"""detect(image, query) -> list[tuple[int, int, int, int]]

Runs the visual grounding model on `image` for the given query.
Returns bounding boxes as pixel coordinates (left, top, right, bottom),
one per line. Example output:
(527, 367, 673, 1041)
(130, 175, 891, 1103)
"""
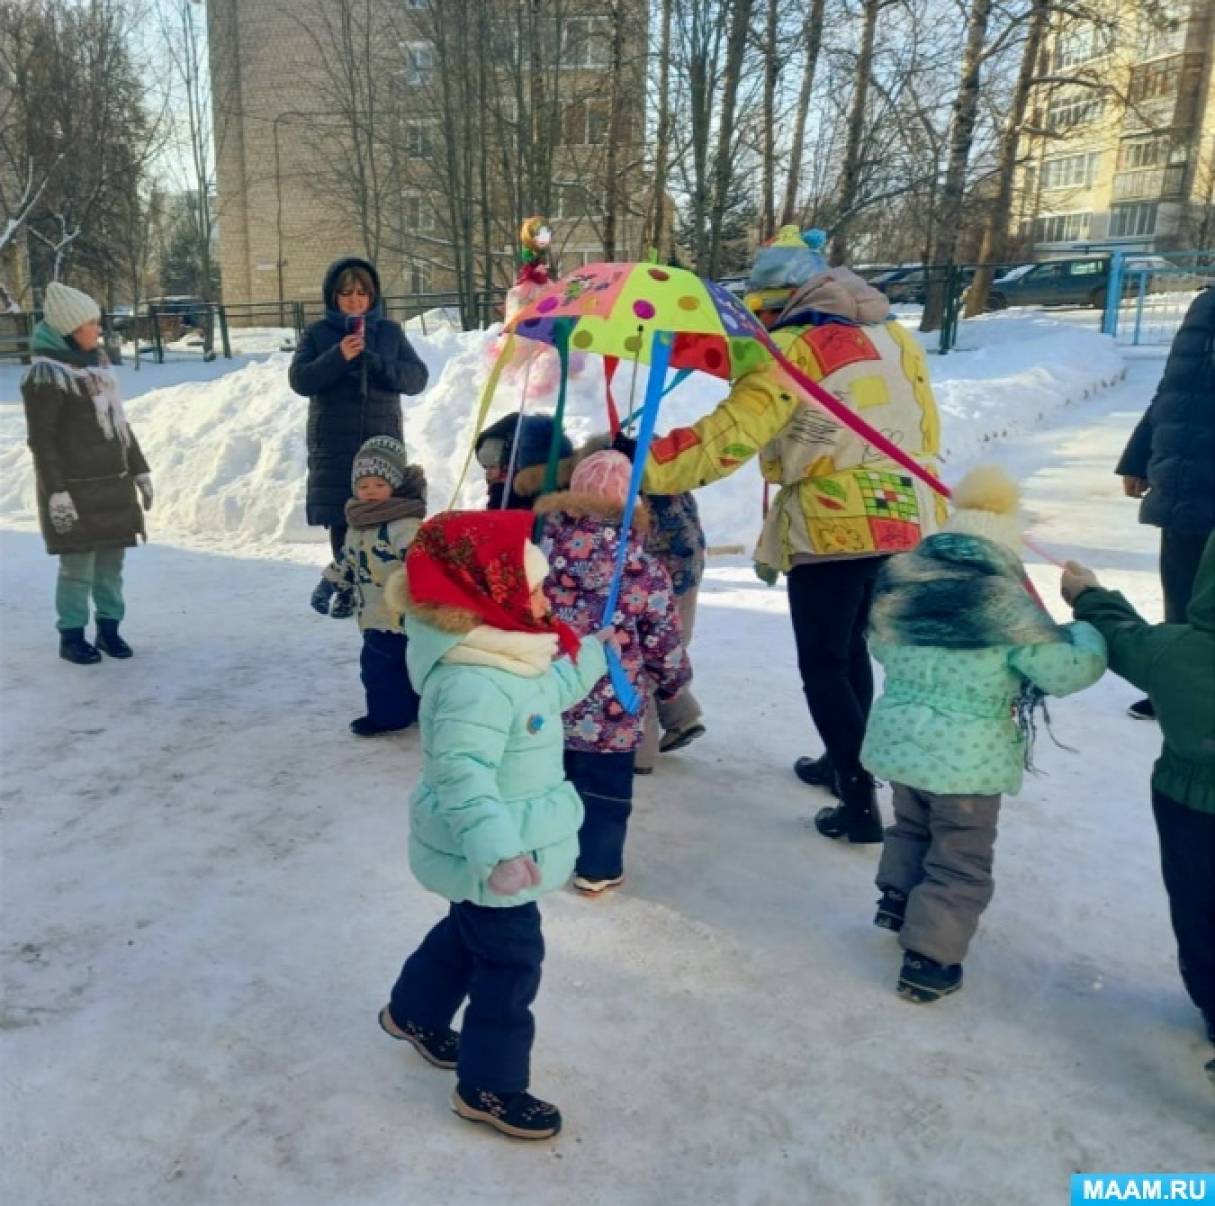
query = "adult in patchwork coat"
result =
(21, 282, 152, 664)
(641, 227, 944, 835)
(861, 468, 1107, 1003)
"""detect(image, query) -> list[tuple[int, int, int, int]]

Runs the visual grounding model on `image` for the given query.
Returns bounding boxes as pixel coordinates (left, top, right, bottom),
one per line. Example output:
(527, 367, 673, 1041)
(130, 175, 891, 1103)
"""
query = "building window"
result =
(555, 184, 602, 219)
(409, 264, 429, 292)
(406, 121, 434, 159)
(1128, 55, 1182, 103)
(1041, 152, 1101, 189)
(1142, 1, 1186, 56)
(1108, 202, 1158, 238)
(1051, 23, 1105, 71)
(1031, 211, 1093, 243)
(562, 100, 609, 146)
(404, 41, 434, 86)
(404, 0, 429, 9)
(1046, 89, 1105, 131)
(403, 192, 435, 231)
(561, 16, 609, 68)
(1118, 135, 1188, 169)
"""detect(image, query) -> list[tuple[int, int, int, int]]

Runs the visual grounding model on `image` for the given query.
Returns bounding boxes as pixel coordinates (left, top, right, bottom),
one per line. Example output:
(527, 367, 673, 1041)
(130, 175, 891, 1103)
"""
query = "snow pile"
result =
(0, 313, 1127, 557)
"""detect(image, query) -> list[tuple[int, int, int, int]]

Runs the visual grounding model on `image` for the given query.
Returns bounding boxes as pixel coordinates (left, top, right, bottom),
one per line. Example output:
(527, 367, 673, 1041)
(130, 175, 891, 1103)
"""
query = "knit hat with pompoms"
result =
(942, 465, 1024, 553)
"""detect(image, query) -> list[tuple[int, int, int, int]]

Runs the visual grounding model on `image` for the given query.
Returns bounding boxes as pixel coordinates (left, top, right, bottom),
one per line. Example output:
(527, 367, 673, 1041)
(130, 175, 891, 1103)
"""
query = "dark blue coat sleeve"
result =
(365, 325, 429, 396)
(289, 326, 349, 397)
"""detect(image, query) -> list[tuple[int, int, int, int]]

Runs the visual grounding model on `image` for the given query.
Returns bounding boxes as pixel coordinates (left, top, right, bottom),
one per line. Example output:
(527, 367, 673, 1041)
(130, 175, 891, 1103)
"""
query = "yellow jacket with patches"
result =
(643, 316, 944, 571)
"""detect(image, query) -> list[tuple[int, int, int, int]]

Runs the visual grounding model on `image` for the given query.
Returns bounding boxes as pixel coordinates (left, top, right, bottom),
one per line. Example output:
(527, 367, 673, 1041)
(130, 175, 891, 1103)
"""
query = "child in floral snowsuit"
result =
(535, 451, 690, 894)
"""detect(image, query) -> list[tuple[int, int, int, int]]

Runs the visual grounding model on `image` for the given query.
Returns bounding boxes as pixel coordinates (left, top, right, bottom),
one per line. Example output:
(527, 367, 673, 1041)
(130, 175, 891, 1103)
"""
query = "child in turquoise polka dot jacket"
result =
(860, 467, 1108, 1004)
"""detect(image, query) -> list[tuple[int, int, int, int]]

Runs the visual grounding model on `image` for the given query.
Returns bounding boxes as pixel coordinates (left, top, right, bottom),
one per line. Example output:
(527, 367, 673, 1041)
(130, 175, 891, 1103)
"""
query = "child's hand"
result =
(488, 855, 541, 896)
(593, 627, 624, 651)
(1061, 561, 1099, 605)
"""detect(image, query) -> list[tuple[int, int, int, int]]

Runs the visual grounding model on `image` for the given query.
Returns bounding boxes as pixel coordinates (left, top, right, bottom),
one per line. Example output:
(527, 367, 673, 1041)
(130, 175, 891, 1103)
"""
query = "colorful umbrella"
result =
(505, 261, 772, 380)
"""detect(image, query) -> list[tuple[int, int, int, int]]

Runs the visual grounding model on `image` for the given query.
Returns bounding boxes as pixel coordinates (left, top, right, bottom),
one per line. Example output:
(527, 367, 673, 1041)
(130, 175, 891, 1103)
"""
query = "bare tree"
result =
(644, 0, 674, 258)
(780, 0, 826, 226)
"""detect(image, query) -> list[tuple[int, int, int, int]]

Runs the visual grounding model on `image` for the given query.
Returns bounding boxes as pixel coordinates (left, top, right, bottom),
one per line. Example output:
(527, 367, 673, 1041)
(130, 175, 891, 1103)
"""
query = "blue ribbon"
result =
(619, 366, 692, 432)
(600, 330, 674, 714)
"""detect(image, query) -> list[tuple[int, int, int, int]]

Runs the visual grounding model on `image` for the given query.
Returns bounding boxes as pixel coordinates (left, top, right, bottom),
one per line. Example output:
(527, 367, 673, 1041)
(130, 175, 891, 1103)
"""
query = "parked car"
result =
(974, 255, 1176, 311)
(884, 266, 979, 306)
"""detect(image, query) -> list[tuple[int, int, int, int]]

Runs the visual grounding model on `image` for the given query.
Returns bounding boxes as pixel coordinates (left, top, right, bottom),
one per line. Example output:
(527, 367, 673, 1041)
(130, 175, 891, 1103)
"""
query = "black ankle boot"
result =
(95, 618, 133, 658)
(59, 628, 101, 665)
(814, 771, 884, 843)
(793, 751, 840, 796)
(874, 887, 908, 931)
(898, 950, 962, 1003)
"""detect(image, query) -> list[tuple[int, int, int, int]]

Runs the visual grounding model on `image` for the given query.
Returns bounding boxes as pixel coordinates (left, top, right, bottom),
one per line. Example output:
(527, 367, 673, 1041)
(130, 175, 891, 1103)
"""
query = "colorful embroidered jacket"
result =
(536, 493, 690, 753)
(643, 314, 944, 573)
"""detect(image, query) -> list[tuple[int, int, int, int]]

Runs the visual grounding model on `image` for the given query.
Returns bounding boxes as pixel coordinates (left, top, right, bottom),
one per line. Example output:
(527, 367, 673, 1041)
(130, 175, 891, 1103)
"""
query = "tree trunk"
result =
(760, 0, 779, 241)
(832, 0, 880, 265)
(780, 0, 825, 226)
(920, 0, 993, 332)
(964, 0, 1048, 318)
(602, 0, 627, 260)
(707, 0, 755, 277)
(645, 0, 673, 259)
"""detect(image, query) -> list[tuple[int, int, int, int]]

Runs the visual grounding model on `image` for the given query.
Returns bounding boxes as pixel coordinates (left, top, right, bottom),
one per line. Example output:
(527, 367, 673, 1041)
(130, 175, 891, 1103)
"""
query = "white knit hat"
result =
(523, 540, 550, 590)
(43, 282, 101, 337)
(943, 465, 1024, 553)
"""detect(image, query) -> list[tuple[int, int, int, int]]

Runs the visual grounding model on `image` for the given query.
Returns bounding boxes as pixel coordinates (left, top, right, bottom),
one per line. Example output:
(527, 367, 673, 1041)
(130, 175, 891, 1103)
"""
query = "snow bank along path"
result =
(0, 312, 1124, 560)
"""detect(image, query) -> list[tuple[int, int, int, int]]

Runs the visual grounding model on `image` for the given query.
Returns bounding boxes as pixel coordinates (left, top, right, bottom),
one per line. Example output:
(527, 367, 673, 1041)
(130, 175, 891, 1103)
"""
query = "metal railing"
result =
(1102, 250, 1214, 346)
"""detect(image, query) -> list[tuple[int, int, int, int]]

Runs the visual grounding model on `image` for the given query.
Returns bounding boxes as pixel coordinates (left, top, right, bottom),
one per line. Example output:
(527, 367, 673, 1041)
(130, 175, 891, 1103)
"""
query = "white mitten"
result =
(134, 473, 153, 510)
(48, 491, 78, 534)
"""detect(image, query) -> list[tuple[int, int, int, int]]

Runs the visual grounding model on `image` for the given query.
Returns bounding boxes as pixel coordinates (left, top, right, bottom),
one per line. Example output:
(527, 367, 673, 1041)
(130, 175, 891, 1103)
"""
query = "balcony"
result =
(1112, 164, 1186, 201)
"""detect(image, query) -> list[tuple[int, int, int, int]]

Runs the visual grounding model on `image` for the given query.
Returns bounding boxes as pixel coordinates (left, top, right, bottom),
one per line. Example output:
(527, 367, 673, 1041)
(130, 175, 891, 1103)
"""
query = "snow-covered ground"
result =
(2, 349, 1212, 1206)
(0, 311, 1124, 559)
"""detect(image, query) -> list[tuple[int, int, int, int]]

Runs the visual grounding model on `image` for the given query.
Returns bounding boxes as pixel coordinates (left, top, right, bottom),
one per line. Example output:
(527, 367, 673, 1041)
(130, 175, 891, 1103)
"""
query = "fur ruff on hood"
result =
(385, 571, 480, 635)
(869, 532, 1066, 650)
(532, 490, 651, 533)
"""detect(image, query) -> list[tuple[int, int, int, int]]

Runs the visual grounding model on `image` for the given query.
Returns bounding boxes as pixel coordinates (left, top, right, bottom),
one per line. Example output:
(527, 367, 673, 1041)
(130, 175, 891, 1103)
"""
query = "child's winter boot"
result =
(874, 888, 908, 932)
(310, 577, 336, 614)
(573, 873, 625, 896)
(814, 771, 884, 843)
(329, 588, 356, 620)
(95, 618, 133, 659)
(659, 720, 706, 753)
(377, 1006, 458, 1069)
(59, 628, 101, 665)
(897, 950, 962, 1003)
(350, 715, 412, 737)
(452, 1084, 562, 1140)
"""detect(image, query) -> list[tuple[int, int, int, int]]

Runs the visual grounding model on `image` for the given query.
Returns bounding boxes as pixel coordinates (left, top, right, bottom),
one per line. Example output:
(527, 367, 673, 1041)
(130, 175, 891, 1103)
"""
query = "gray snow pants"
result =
(876, 783, 1002, 966)
(636, 586, 703, 771)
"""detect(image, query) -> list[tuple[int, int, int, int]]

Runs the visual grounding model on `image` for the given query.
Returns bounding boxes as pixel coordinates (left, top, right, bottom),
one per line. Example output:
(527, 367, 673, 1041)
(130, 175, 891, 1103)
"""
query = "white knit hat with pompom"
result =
(43, 281, 101, 337)
(943, 465, 1025, 553)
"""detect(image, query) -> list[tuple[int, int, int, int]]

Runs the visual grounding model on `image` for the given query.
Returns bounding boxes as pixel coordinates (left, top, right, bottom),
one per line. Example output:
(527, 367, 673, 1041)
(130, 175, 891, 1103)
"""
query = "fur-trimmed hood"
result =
(508, 431, 616, 502)
(385, 569, 480, 636)
(532, 490, 650, 533)
(870, 532, 1066, 650)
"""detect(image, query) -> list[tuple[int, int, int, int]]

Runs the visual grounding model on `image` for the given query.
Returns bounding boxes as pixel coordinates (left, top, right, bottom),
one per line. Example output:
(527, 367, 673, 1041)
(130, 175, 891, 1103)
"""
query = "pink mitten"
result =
(488, 855, 542, 896)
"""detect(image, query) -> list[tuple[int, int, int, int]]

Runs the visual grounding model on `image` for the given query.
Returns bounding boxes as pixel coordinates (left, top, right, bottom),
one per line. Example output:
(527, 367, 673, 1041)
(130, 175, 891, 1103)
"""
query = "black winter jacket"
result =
(1117, 287, 1215, 535)
(21, 330, 149, 556)
(289, 256, 429, 527)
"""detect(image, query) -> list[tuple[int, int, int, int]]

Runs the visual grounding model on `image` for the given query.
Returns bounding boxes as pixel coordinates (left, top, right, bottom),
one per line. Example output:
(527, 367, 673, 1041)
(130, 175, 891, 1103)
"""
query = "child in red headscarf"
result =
(376, 510, 610, 1141)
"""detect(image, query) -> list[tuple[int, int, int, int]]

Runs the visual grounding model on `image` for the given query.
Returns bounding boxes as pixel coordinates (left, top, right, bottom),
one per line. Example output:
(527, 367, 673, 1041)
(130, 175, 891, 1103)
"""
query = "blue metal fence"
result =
(1102, 250, 1215, 346)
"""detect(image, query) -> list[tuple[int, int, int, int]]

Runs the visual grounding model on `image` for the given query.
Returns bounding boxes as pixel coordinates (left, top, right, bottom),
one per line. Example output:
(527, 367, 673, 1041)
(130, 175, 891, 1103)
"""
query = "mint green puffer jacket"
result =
(404, 614, 607, 907)
(862, 624, 1107, 797)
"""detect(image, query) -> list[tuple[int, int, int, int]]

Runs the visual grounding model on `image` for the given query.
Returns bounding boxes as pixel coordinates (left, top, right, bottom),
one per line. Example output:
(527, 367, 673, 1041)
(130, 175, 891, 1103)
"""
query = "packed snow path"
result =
(2, 357, 1211, 1205)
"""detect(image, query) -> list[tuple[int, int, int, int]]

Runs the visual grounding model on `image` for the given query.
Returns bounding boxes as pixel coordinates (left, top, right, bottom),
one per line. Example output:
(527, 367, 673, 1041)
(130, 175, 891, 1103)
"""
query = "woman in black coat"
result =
(1116, 285, 1215, 717)
(289, 256, 428, 606)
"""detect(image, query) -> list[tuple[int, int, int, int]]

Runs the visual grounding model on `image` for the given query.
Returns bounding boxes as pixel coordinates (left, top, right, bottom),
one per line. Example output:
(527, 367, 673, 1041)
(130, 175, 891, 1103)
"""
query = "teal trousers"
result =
(56, 549, 126, 631)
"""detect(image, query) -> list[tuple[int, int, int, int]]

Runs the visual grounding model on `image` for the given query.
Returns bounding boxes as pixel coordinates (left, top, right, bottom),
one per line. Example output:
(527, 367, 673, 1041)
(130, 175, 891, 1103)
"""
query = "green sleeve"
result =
(550, 637, 608, 711)
(1007, 621, 1108, 697)
(1072, 587, 1171, 695)
(427, 674, 523, 877)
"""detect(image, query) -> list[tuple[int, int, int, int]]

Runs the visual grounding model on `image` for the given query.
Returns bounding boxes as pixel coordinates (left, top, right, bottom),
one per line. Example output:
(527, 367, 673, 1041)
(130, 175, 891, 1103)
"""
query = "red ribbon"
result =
(603, 356, 621, 437)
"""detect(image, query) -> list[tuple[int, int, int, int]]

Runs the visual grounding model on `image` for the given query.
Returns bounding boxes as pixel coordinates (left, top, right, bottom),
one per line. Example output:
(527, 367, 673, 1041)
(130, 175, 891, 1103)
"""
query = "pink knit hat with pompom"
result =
(570, 450, 632, 508)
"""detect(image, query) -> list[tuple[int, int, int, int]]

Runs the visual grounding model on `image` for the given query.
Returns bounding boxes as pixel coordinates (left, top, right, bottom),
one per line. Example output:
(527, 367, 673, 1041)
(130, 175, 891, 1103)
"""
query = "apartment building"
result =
(1016, 0, 1215, 254)
(206, 0, 651, 310)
